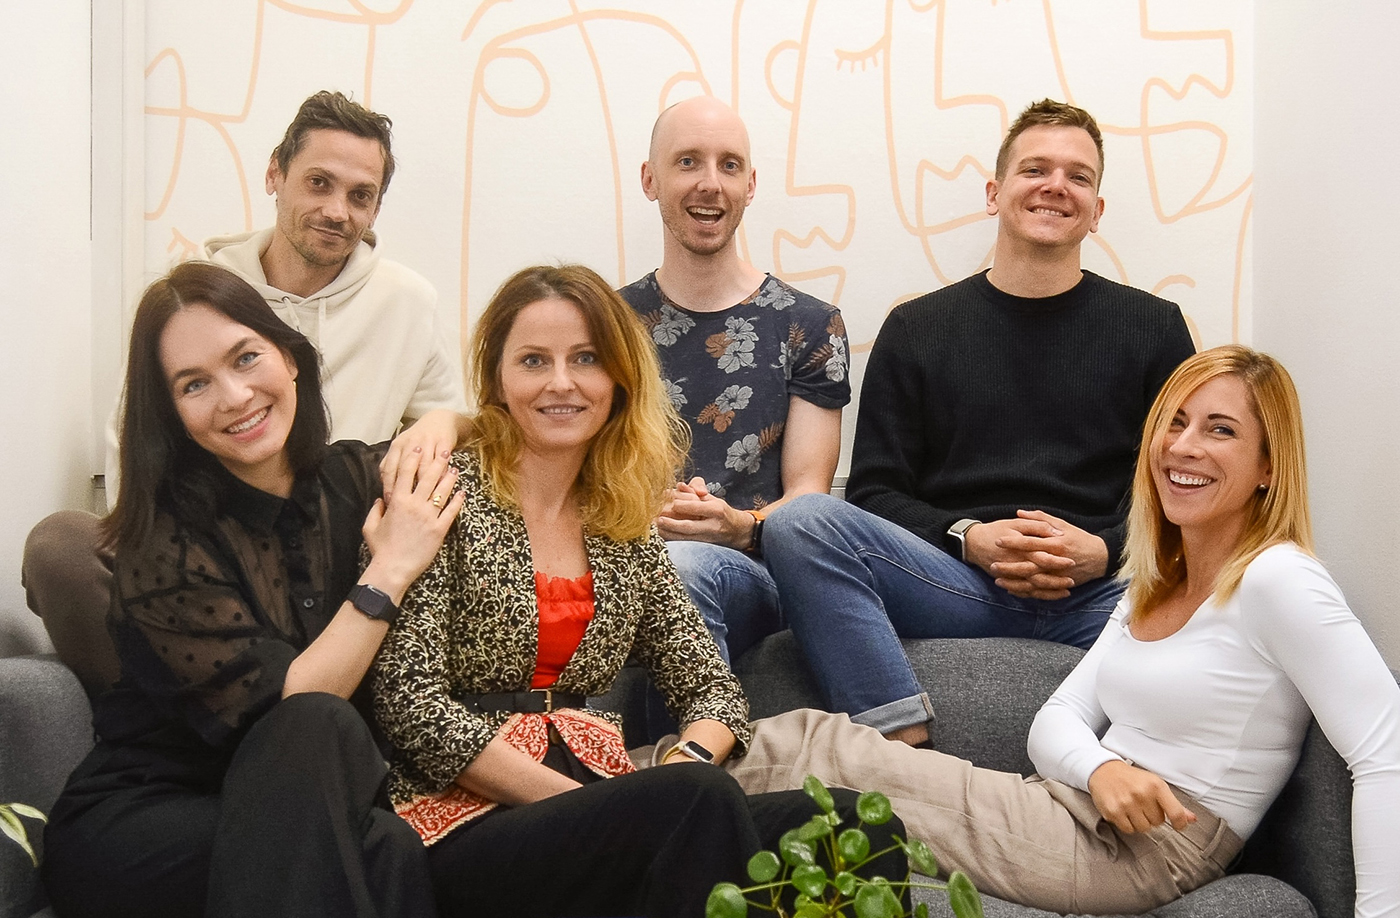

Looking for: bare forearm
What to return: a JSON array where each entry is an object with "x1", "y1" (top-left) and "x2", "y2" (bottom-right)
[
  {"x1": 282, "y1": 558, "x2": 417, "y2": 699},
  {"x1": 455, "y1": 738, "x2": 582, "y2": 805}
]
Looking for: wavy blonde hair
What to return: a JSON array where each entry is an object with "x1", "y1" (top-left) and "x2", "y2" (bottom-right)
[
  {"x1": 468, "y1": 264, "x2": 689, "y2": 541},
  {"x1": 1122, "y1": 345, "x2": 1313, "y2": 615}
]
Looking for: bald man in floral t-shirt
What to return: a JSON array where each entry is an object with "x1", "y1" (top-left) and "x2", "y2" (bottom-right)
[{"x1": 620, "y1": 96, "x2": 850, "y2": 675}]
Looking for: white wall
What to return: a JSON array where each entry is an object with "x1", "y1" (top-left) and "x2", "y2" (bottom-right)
[
  {"x1": 0, "y1": 2, "x2": 94, "y2": 646},
  {"x1": 1255, "y1": 2, "x2": 1400, "y2": 667}
]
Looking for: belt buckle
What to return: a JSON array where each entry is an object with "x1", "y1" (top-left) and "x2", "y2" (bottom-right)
[{"x1": 538, "y1": 689, "x2": 554, "y2": 713}]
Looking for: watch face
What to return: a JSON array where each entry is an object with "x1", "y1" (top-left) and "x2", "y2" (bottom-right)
[
  {"x1": 350, "y1": 584, "x2": 397, "y2": 623},
  {"x1": 680, "y1": 740, "x2": 715, "y2": 763}
]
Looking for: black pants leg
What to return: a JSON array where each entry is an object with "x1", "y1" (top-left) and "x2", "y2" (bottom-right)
[
  {"x1": 43, "y1": 693, "x2": 434, "y2": 918},
  {"x1": 425, "y1": 764, "x2": 909, "y2": 918},
  {"x1": 427, "y1": 763, "x2": 761, "y2": 918},
  {"x1": 44, "y1": 760, "x2": 220, "y2": 918},
  {"x1": 208, "y1": 692, "x2": 436, "y2": 918}
]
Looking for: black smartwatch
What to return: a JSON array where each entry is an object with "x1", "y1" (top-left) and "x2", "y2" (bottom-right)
[{"x1": 346, "y1": 583, "x2": 400, "y2": 625}]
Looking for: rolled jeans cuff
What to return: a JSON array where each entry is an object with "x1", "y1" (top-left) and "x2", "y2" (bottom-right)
[{"x1": 850, "y1": 692, "x2": 935, "y2": 735}]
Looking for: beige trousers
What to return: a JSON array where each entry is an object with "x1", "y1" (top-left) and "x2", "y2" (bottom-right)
[{"x1": 638, "y1": 709, "x2": 1241, "y2": 915}]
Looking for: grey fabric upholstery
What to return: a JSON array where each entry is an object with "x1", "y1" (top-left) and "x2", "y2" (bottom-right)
[
  {"x1": 915, "y1": 874, "x2": 1317, "y2": 918},
  {"x1": 0, "y1": 656, "x2": 92, "y2": 918}
]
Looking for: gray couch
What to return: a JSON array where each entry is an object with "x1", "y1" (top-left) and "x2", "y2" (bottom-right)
[{"x1": 1, "y1": 631, "x2": 1380, "y2": 918}]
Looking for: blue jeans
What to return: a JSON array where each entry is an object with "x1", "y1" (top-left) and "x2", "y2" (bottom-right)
[
  {"x1": 763, "y1": 494, "x2": 1123, "y2": 735},
  {"x1": 643, "y1": 540, "x2": 784, "y2": 742},
  {"x1": 665, "y1": 540, "x2": 782, "y2": 666}
]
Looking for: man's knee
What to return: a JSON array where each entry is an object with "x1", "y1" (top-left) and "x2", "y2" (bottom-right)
[
  {"x1": 24, "y1": 510, "x2": 120, "y2": 695},
  {"x1": 764, "y1": 492, "x2": 860, "y2": 550},
  {"x1": 23, "y1": 511, "x2": 108, "y2": 602}
]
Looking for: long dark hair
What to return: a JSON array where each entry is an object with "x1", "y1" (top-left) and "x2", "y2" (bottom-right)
[{"x1": 103, "y1": 262, "x2": 328, "y2": 549}]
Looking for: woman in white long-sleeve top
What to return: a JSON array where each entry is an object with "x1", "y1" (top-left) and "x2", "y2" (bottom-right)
[{"x1": 723, "y1": 345, "x2": 1400, "y2": 918}]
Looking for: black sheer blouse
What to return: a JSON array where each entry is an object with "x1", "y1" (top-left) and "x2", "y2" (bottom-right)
[{"x1": 96, "y1": 441, "x2": 387, "y2": 761}]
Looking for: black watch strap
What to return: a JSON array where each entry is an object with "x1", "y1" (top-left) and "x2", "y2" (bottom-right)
[{"x1": 346, "y1": 583, "x2": 400, "y2": 625}]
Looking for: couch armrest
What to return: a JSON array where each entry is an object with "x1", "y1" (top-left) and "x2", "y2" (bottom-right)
[{"x1": 0, "y1": 655, "x2": 94, "y2": 918}]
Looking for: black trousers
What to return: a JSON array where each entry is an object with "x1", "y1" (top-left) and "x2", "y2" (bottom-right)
[
  {"x1": 427, "y1": 761, "x2": 907, "y2": 918},
  {"x1": 42, "y1": 693, "x2": 435, "y2": 918}
]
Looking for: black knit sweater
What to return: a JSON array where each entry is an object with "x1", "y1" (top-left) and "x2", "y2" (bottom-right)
[{"x1": 847, "y1": 270, "x2": 1195, "y2": 570}]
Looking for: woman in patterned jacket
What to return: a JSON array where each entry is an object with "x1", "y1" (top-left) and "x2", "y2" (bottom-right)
[{"x1": 371, "y1": 264, "x2": 905, "y2": 918}]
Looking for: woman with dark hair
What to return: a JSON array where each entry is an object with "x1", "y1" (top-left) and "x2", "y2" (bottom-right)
[
  {"x1": 42, "y1": 261, "x2": 464, "y2": 918},
  {"x1": 722, "y1": 346, "x2": 1400, "y2": 917},
  {"x1": 371, "y1": 264, "x2": 907, "y2": 918}
]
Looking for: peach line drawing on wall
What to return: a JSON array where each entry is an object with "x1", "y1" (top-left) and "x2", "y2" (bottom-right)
[{"x1": 458, "y1": 6, "x2": 713, "y2": 337}]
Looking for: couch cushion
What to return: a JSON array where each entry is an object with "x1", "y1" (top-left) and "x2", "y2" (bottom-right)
[
  {"x1": 0, "y1": 655, "x2": 94, "y2": 918},
  {"x1": 912, "y1": 873, "x2": 1315, "y2": 918},
  {"x1": 735, "y1": 631, "x2": 1084, "y2": 775}
]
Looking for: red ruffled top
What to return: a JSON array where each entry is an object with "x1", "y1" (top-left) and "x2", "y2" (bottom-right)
[{"x1": 531, "y1": 571, "x2": 596, "y2": 688}]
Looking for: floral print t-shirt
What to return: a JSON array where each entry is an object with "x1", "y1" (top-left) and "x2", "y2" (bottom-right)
[{"x1": 620, "y1": 272, "x2": 851, "y2": 510}]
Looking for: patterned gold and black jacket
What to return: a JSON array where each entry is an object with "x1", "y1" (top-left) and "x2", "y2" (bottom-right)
[{"x1": 372, "y1": 450, "x2": 752, "y2": 808}]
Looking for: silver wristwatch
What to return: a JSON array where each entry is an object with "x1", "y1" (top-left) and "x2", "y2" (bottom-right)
[{"x1": 946, "y1": 518, "x2": 981, "y2": 561}]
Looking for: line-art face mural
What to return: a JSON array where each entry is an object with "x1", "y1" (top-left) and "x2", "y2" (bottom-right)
[{"x1": 141, "y1": 0, "x2": 1252, "y2": 446}]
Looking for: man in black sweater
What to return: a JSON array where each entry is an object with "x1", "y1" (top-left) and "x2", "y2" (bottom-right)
[{"x1": 762, "y1": 100, "x2": 1195, "y2": 745}]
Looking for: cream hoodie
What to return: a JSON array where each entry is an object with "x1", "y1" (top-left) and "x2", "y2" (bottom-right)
[{"x1": 104, "y1": 228, "x2": 467, "y2": 503}]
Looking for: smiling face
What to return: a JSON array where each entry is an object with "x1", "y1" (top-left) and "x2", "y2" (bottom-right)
[
  {"x1": 986, "y1": 124, "x2": 1104, "y2": 253},
  {"x1": 499, "y1": 297, "x2": 617, "y2": 461},
  {"x1": 641, "y1": 97, "x2": 756, "y2": 259},
  {"x1": 161, "y1": 303, "x2": 300, "y2": 495},
  {"x1": 1151, "y1": 374, "x2": 1272, "y2": 543},
  {"x1": 265, "y1": 128, "x2": 384, "y2": 271}
]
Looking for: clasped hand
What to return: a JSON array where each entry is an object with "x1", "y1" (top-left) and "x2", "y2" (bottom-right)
[
  {"x1": 655, "y1": 477, "x2": 754, "y2": 551},
  {"x1": 1088, "y1": 759, "x2": 1197, "y2": 835},
  {"x1": 962, "y1": 510, "x2": 1108, "y2": 600}
]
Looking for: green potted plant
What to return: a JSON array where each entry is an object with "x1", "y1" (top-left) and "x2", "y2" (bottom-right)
[
  {"x1": 708, "y1": 776, "x2": 983, "y2": 918},
  {"x1": 1, "y1": 802, "x2": 47, "y2": 867}
]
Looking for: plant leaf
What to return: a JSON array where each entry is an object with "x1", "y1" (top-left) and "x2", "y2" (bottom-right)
[
  {"x1": 903, "y1": 838, "x2": 938, "y2": 876},
  {"x1": 792, "y1": 863, "x2": 829, "y2": 899},
  {"x1": 705, "y1": 883, "x2": 748, "y2": 918},
  {"x1": 796, "y1": 814, "x2": 834, "y2": 843},
  {"x1": 780, "y1": 829, "x2": 817, "y2": 867},
  {"x1": 747, "y1": 850, "x2": 781, "y2": 883},
  {"x1": 947, "y1": 871, "x2": 984, "y2": 918},
  {"x1": 803, "y1": 774, "x2": 836, "y2": 814},
  {"x1": 837, "y1": 827, "x2": 870, "y2": 863},
  {"x1": 855, "y1": 791, "x2": 893, "y2": 825},
  {"x1": 854, "y1": 881, "x2": 898, "y2": 918},
  {"x1": 834, "y1": 870, "x2": 858, "y2": 896},
  {"x1": 794, "y1": 903, "x2": 827, "y2": 918},
  {"x1": 915, "y1": 903, "x2": 930, "y2": 918},
  {"x1": 6, "y1": 804, "x2": 46, "y2": 823},
  {"x1": 0, "y1": 810, "x2": 38, "y2": 867}
]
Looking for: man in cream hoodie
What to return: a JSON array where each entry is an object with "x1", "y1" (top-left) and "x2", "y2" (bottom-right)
[
  {"x1": 198, "y1": 90, "x2": 466, "y2": 443},
  {"x1": 25, "y1": 91, "x2": 467, "y2": 695}
]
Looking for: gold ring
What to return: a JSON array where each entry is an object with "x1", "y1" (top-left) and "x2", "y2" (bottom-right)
[{"x1": 431, "y1": 494, "x2": 444, "y2": 508}]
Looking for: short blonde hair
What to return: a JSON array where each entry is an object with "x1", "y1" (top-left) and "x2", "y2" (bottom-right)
[
  {"x1": 1122, "y1": 345, "x2": 1313, "y2": 614},
  {"x1": 469, "y1": 264, "x2": 689, "y2": 541}
]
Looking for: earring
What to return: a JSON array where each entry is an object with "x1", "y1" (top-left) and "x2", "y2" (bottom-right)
[{"x1": 1257, "y1": 484, "x2": 1268, "y2": 493}]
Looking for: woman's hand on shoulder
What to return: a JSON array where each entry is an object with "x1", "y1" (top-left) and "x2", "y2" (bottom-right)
[
  {"x1": 380, "y1": 410, "x2": 472, "y2": 500},
  {"x1": 1087, "y1": 759, "x2": 1196, "y2": 834},
  {"x1": 361, "y1": 446, "x2": 466, "y2": 599}
]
